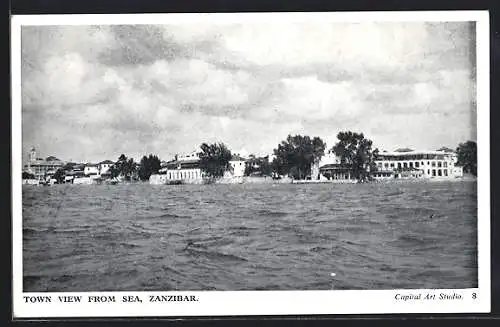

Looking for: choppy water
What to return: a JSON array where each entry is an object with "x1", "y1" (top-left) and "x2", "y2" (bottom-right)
[{"x1": 22, "y1": 181, "x2": 477, "y2": 292}]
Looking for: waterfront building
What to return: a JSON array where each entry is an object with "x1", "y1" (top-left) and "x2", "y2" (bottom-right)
[
  {"x1": 374, "y1": 148, "x2": 463, "y2": 179},
  {"x1": 159, "y1": 151, "x2": 204, "y2": 181},
  {"x1": 23, "y1": 147, "x2": 64, "y2": 181},
  {"x1": 64, "y1": 164, "x2": 85, "y2": 183},
  {"x1": 310, "y1": 150, "x2": 357, "y2": 181},
  {"x1": 244, "y1": 155, "x2": 271, "y2": 176},
  {"x1": 227, "y1": 154, "x2": 246, "y2": 178},
  {"x1": 98, "y1": 160, "x2": 114, "y2": 176},
  {"x1": 84, "y1": 164, "x2": 100, "y2": 178}
]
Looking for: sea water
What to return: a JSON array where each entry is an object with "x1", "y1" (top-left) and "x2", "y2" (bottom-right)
[{"x1": 22, "y1": 181, "x2": 477, "y2": 291}]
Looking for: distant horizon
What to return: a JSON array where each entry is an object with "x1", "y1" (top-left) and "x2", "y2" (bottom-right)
[{"x1": 21, "y1": 20, "x2": 477, "y2": 164}]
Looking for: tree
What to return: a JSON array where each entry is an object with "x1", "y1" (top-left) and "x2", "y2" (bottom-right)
[
  {"x1": 456, "y1": 141, "x2": 477, "y2": 176},
  {"x1": 108, "y1": 165, "x2": 120, "y2": 179},
  {"x1": 138, "y1": 154, "x2": 162, "y2": 181},
  {"x1": 199, "y1": 142, "x2": 232, "y2": 179},
  {"x1": 312, "y1": 136, "x2": 327, "y2": 165},
  {"x1": 111, "y1": 154, "x2": 137, "y2": 180},
  {"x1": 331, "y1": 131, "x2": 377, "y2": 181},
  {"x1": 123, "y1": 158, "x2": 136, "y2": 181},
  {"x1": 53, "y1": 168, "x2": 65, "y2": 184},
  {"x1": 272, "y1": 134, "x2": 326, "y2": 180}
]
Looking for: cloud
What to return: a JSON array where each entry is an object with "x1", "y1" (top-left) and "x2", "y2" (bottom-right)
[{"x1": 20, "y1": 20, "x2": 476, "y2": 163}]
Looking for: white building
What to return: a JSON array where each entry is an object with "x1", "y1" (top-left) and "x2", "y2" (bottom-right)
[
  {"x1": 227, "y1": 154, "x2": 246, "y2": 178},
  {"x1": 159, "y1": 151, "x2": 204, "y2": 182},
  {"x1": 309, "y1": 150, "x2": 357, "y2": 181},
  {"x1": 98, "y1": 160, "x2": 114, "y2": 175},
  {"x1": 374, "y1": 148, "x2": 463, "y2": 179},
  {"x1": 84, "y1": 164, "x2": 100, "y2": 178}
]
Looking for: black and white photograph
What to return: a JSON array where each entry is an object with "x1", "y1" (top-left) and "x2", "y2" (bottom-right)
[{"x1": 12, "y1": 11, "x2": 490, "y2": 317}]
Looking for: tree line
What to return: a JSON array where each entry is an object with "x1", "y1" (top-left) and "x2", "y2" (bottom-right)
[
  {"x1": 196, "y1": 132, "x2": 478, "y2": 181},
  {"x1": 196, "y1": 132, "x2": 377, "y2": 181},
  {"x1": 27, "y1": 132, "x2": 478, "y2": 183},
  {"x1": 47, "y1": 153, "x2": 162, "y2": 183}
]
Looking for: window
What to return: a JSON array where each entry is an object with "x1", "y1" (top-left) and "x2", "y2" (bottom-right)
[
  {"x1": 421, "y1": 161, "x2": 424, "y2": 165},
  {"x1": 415, "y1": 162, "x2": 420, "y2": 168},
  {"x1": 438, "y1": 169, "x2": 442, "y2": 177},
  {"x1": 432, "y1": 169, "x2": 436, "y2": 177},
  {"x1": 397, "y1": 163, "x2": 401, "y2": 169},
  {"x1": 444, "y1": 170, "x2": 448, "y2": 176},
  {"x1": 427, "y1": 161, "x2": 430, "y2": 165},
  {"x1": 444, "y1": 162, "x2": 447, "y2": 168},
  {"x1": 432, "y1": 161, "x2": 436, "y2": 167},
  {"x1": 403, "y1": 162, "x2": 407, "y2": 168},
  {"x1": 384, "y1": 163, "x2": 389, "y2": 169},
  {"x1": 390, "y1": 163, "x2": 395, "y2": 168},
  {"x1": 437, "y1": 162, "x2": 442, "y2": 168},
  {"x1": 409, "y1": 162, "x2": 413, "y2": 168}
]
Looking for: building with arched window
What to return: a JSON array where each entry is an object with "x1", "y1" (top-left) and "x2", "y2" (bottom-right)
[
  {"x1": 23, "y1": 147, "x2": 64, "y2": 182},
  {"x1": 373, "y1": 148, "x2": 463, "y2": 179},
  {"x1": 158, "y1": 151, "x2": 204, "y2": 183}
]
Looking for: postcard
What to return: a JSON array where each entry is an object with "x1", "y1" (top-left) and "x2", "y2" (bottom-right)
[{"x1": 11, "y1": 11, "x2": 490, "y2": 318}]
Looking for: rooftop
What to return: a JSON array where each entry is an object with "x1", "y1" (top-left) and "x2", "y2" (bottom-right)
[
  {"x1": 231, "y1": 154, "x2": 246, "y2": 161},
  {"x1": 45, "y1": 156, "x2": 61, "y2": 162},
  {"x1": 394, "y1": 148, "x2": 414, "y2": 153},
  {"x1": 435, "y1": 147, "x2": 455, "y2": 153},
  {"x1": 378, "y1": 149, "x2": 457, "y2": 156}
]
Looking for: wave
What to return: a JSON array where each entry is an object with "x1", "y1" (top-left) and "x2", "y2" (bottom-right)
[
  {"x1": 310, "y1": 246, "x2": 329, "y2": 253},
  {"x1": 23, "y1": 226, "x2": 57, "y2": 235},
  {"x1": 256, "y1": 209, "x2": 289, "y2": 218},
  {"x1": 22, "y1": 182, "x2": 477, "y2": 291},
  {"x1": 184, "y1": 248, "x2": 248, "y2": 262},
  {"x1": 228, "y1": 226, "x2": 259, "y2": 231},
  {"x1": 155, "y1": 213, "x2": 192, "y2": 219},
  {"x1": 392, "y1": 234, "x2": 427, "y2": 246},
  {"x1": 384, "y1": 191, "x2": 405, "y2": 197}
]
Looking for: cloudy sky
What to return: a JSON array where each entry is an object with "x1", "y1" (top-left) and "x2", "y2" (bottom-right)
[{"x1": 21, "y1": 20, "x2": 476, "y2": 163}]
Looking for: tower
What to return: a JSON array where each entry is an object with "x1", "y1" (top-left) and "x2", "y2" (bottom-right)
[{"x1": 29, "y1": 147, "x2": 36, "y2": 162}]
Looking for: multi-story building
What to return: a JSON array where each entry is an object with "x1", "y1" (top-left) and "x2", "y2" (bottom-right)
[
  {"x1": 84, "y1": 164, "x2": 100, "y2": 177},
  {"x1": 311, "y1": 147, "x2": 463, "y2": 181},
  {"x1": 98, "y1": 160, "x2": 114, "y2": 176},
  {"x1": 23, "y1": 147, "x2": 64, "y2": 181},
  {"x1": 373, "y1": 148, "x2": 463, "y2": 179},
  {"x1": 159, "y1": 151, "x2": 204, "y2": 182},
  {"x1": 155, "y1": 151, "x2": 248, "y2": 183},
  {"x1": 312, "y1": 150, "x2": 357, "y2": 181},
  {"x1": 227, "y1": 154, "x2": 246, "y2": 178}
]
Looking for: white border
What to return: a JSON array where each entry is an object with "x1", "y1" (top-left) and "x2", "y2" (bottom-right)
[{"x1": 11, "y1": 11, "x2": 490, "y2": 318}]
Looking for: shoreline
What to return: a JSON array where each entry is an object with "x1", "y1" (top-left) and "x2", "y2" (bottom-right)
[{"x1": 23, "y1": 176, "x2": 477, "y2": 186}]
